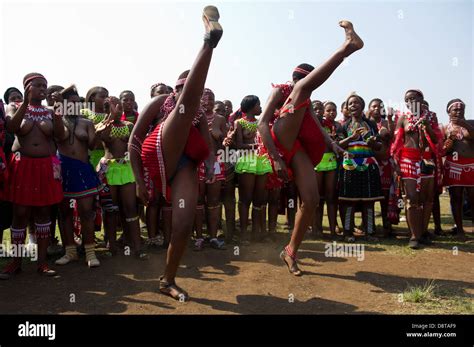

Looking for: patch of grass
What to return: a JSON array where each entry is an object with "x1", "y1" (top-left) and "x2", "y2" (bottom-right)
[
  {"x1": 403, "y1": 280, "x2": 437, "y2": 303},
  {"x1": 398, "y1": 281, "x2": 474, "y2": 314}
]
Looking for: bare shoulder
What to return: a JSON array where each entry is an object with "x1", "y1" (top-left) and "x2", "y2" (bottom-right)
[{"x1": 215, "y1": 114, "x2": 226, "y2": 124}]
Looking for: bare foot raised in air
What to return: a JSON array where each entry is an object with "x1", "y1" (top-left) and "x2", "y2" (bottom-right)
[{"x1": 339, "y1": 20, "x2": 364, "y2": 55}]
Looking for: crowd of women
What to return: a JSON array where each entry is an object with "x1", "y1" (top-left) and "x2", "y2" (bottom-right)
[{"x1": 0, "y1": 6, "x2": 472, "y2": 300}]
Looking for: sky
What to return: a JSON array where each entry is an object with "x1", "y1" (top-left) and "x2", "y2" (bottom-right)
[{"x1": 0, "y1": 0, "x2": 472, "y2": 124}]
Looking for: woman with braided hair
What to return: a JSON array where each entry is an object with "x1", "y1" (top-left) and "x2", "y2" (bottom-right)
[
  {"x1": 258, "y1": 21, "x2": 363, "y2": 276},
  {"x1": 443, "y1": 99, "x2": 474, "y2": 242},
  {"x1": 1, "y1": 73, "x2": 65, "y2": 279},
  {"x1": 391, "y1": 89, "x2": 440, "y2": 249},
  {"x1": 96, "y1": 96, "x2": 147, "y2": 259},
  {"x1": 128, "y1": 5, "x2": 222, "y2": 300}
]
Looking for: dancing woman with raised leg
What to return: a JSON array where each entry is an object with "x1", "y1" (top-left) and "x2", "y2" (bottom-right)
[
  {"x1": 129, "y1": 6, "x2": 222, "y2": 300},
  {"x1": 258, "y1": 21, "x2": 363, "y2": 276}
]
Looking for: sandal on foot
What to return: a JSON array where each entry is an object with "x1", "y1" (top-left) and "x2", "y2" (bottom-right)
[
  {"x1": 37, "y1": 263, "x2": 57, "y2": 277},
  {"x1": 279, "y1": 249, "x2": 302, "y2": 276},
  {"x1": 202, "y1": 5, "x2": 223, "y2": 48},
  {"x1": 159, "y1": 276, "x2": 189, "y2": 301}
]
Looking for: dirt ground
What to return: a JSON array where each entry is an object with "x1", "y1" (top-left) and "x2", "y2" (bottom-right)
[{"x1": 0, "y1": 225, "x2": 472, "y2": 315}]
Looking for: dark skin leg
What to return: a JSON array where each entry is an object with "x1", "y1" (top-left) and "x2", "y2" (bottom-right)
[
  {"x1": 59, "y1": 200, "x2": 75, "y2": 247},
  {"x1": 381, "y1": 189, "x2": 390, "y2": 232},
  {"x1": 468, "y1": 188, "x2": 474, "y2": 229},
  {"x1": 268, "y1": 188, "x2": 281, "y2": 234},
  {"x1": 223, "y1": 178, "x2": 236, "y2": 242},
  {"x1": 420, "y1": 177, "x2": 435, "y2": 235},
  {"x1": 118, "y1": 183, "x2": 142, "y2": 254},
  {"x1": 362, "y1": 202, "x2": 375, "y2": 235},
  {"x1": 34, "y1": 206, "x2": 52, "y2": 265},
  {"x1": 313, "y1": 171, "x2": 324, "y2": 235},
  {"x1": 50, "y1": 204, "x2": 58, "y2": 245},
  {"x1": 9, "y1": 205, "x2": 31, "y2": 266},
  {"x1": 282, "y1": 151, "x2": 319, "y2": 268},
  {"x1": 403, "y1": 179, "x2": 423, "y2": 240},
  {"x1": 272, "y1": 23, "x2": 362, "y2": 251},
  {"x1": 261, "y1": 190, "x2": 268, "y2": 234},
  {"x1": 338, "y1": 203, "x2": 345, "y2": 230},
  {"x1": 272, "y1": 21, "x2": 363, "y2": 150},
  {"x1": 145, "y1": 200, "x2": 159, "y2": 239},
  {"x1": 238, "y1": 173, "x2": 255, "y2": 239},
  {"x1": 163, "y1": 163, "x2": 198, "y2": 284},
  {"x1": 161, "y1": 43, "x2": 213, "y2": 178},
  {"x1": 325, "y1": 170, "x2": 339, "y2": 235},
  {"x1": 77, "y1": 197, "x2": 96, "y2": 246},
  {"x1": 161, "y1": 200, "x2": 172, "y2": 247},
  {"x1": 342, "y1": 203, "x2": 355, "y2": 236},
  {"x1": 206, "y1": 180, "x2": 222, "y2": 239},
  {"x1": 286, "y1": 182, "x2": 297, "y2": 230},
  {"x1": 252, "y1": 174, "x2": 268, "y2": 236},
  {"x1": 105, "y1": 185, "x2": 119, "y2": 255},
  {"x1": 450, "y1": 187, "x2": 464, "y2": 233},
  {"x1": 194, "y1": 181, "x2": 206, "y2": 240},
  {"x1": 138, "y1": 204, "x2": 146, "y2": 224},
  {"x1": 432, "y1": 192, "x2": 442, "y2": 233}
]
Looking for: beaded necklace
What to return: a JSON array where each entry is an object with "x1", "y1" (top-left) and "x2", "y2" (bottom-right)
[
  {"x1": 110, "y1": 122, "x2": 130, "y2": 140},
  {"x1": 347, "y1": 118, "x2": 372, "y2": 140},
  {"x1": 238, "y1": 116, "x2": 258, "y2": 132},
  {"x1": 81, "y1": 108, "x2": 107, "y2": 125},
  {"x1": 446, "y1": 121, "x2": 465, "y2": 141},
  {"x1": 25, "y1": 105, "x2": 52, "y2": 122}
]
